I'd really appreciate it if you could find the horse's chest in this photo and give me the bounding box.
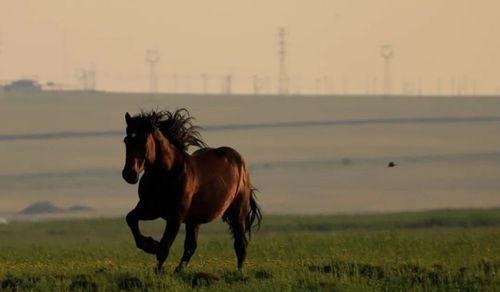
[138,175,183,213]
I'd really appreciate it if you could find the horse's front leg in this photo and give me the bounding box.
[156,218,181,273]
[126,204,160,254]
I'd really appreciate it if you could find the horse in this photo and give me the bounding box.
[121,108,262,273]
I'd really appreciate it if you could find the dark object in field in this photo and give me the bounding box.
[254,270,273,279]
[95,267,107,274]
[308,260,486,287]
[1,277,23,290]
[0,276,39,290]
[191,272,220,287]
[69,275,97,291]
[388,161,397,167]
[309,262,385,279]
[117,275,144,290]
[221,270,250,283]
[123,109,262,273]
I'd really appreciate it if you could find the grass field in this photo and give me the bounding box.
[1,208,500,291]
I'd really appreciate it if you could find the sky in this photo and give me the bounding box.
[0,0,499,94]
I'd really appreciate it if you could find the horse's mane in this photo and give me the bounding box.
[136,108,207,153]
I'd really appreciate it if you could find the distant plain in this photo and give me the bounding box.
[1,92,500,217]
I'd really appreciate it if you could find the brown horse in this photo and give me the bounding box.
[122,109,261,273]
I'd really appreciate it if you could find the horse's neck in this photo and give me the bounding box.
[150,130,184,173]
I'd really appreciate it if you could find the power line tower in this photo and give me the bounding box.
[146,50,160,93]
[380,45,394,96]
[76,65,96,91]
[277,27,289,95]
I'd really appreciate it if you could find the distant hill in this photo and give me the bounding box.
[19,201,93,215]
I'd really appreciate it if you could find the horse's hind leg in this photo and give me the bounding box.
[175,223,200,273]
[233,220,248,271]
[225,197,249,271]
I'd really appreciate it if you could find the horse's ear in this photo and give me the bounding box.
[125,112,131,124]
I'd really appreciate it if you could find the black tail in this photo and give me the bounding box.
[247,186,262,238]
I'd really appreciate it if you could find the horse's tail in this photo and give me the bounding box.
[247,185,262,238]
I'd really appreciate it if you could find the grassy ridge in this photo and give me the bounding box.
[1,208,500,291]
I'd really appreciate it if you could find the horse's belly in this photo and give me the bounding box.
[184,191,236,224]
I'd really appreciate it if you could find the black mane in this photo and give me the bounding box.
[134,108,207,153]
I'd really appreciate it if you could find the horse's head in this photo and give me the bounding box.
[122,112,159,184]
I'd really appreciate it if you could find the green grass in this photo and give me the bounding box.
[1,208,500,291]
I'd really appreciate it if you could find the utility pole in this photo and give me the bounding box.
[372,77,379,95]
[222,74,232,95]
[0,31,3,88]
[185,74,191,94]
[87,63,96,91]
[315,78,321,95]
[322,76,329,95]
[472,79,478,96]
[0,40,2,89]
[253,75,263,95]
[173,73,178,93]
[201,73,208,94]
[436,78,441,95]
[380,45,394,96]
[343,77,349,95]
[264,76,271,94]
[450,76,456,96]
[417,78,422,96]
[277,27,289,95]
[146,50,160,93]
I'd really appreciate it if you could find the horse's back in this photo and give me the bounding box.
[192,146,246,189]
[193,146,242,161]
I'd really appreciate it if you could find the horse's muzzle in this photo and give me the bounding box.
[122,168,139,184]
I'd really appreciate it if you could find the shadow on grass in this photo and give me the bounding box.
[308,259,500,290]
[0,275,39,290]
[173,269,273,288]
[116,274,148,291]
[69,275,97,291]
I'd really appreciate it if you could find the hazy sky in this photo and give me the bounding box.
[0,1,499,93]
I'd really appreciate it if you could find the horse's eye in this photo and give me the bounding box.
[131,133,137,138]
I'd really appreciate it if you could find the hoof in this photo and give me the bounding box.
[154,265,164,275]
[174,262,187,274]
[235,269,250,281]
